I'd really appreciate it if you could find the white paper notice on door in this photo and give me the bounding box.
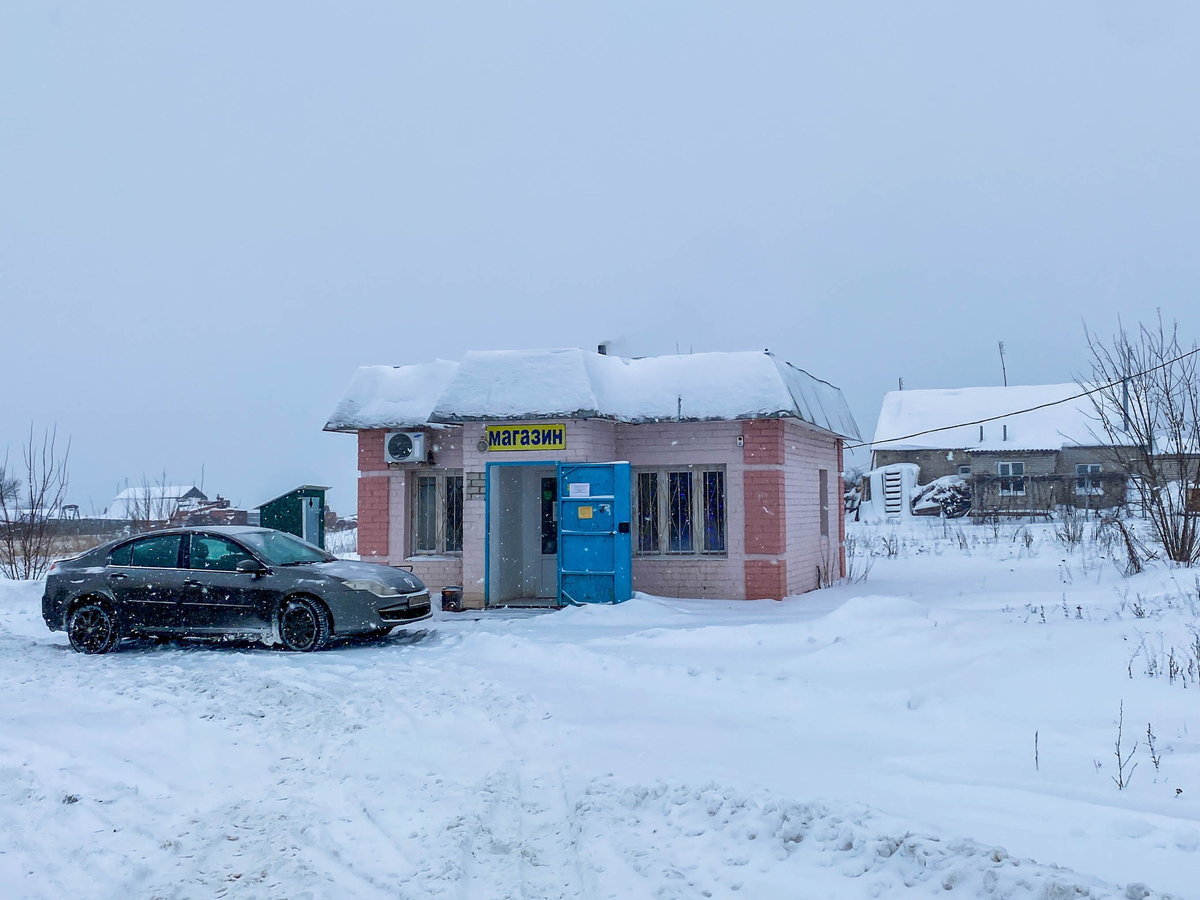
[567,482,590,499]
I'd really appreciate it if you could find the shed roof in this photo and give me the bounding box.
[256,485,332,509]
[871,383,1121,452]
[325,349,860,439]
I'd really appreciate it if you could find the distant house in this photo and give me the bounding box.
[106,485,208,521]
[869,383,1132,517]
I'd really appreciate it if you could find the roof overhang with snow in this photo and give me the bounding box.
[325,349,860,440]
[871,383,1124,452]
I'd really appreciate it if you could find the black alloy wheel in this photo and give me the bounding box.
[278,597,331,652]
[67,602,120,654]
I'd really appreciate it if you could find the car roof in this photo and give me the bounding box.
[116,525,271,540]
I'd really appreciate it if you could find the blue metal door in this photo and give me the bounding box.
[558,462,632,604]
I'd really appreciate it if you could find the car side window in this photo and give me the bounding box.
[189,535,253,572]
[109,543,133,566]
[128,534,183,568]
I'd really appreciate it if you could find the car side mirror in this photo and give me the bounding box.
[236,558,267,576]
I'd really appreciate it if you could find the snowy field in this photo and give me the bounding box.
[2,521,1198,899]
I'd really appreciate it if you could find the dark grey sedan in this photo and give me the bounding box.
[42,526,431,653]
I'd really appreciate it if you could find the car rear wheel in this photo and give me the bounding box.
[278,597,331,652]
[67,601,120,654]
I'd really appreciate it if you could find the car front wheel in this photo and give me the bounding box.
[67,601,121,654]
[278,597,331,652]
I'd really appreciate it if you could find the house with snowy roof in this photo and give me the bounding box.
[106,485,208,521]
[325,348,860,607]
[869,383,1131,517]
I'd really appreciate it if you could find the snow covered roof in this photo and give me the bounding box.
[326,349,860,439]
[323,359,459,432]
[105,485,207,520]
[112,485,205,503]
[871,383,1121,452]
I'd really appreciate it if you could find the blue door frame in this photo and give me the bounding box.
[484,460,632,607]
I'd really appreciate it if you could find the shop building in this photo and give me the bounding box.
[324,348,860,608]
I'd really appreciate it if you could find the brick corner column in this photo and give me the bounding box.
[357,475,390,560]
[742,420,788,599]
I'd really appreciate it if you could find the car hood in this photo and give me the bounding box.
[306,560,426,593]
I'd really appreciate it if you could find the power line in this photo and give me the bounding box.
[846,344,1200,452]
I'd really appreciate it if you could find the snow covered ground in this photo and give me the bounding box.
[2,521,1197,898]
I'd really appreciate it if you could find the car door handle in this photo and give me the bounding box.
[183,578,201,586]
[108,572,128,580]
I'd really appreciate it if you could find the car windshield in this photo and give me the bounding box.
[238,530,335,566]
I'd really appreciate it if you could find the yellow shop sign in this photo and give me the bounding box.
[486,423,566,451]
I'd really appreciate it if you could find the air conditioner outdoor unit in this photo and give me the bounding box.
[385,431,426,464]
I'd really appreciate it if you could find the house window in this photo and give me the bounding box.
[635,466,727,556]
[412,470,464,555]
[819,469,829,537]
[958,465,971,477]
[1075,464,1102,496]
[997,461,1026,496]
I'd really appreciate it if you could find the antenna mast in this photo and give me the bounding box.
[998,341,1008,387]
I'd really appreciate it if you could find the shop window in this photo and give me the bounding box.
[634,466,726,556]
[819,469,829,536]
[998,461,1026,496]
[412,470,464,555]
[636,472,659,553]
[1075,464,1102,496]
[703,470,726,552]
[669,472,693,552]
[446,474,464,552]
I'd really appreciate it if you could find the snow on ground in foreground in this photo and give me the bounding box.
[1,521,1197,898]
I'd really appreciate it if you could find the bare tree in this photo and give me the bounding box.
[0,426,72,580]
[123,470,177,534]
[1085,315,1200,565]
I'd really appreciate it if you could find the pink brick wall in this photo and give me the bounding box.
[783,419,841,594]
[615,420,745,599]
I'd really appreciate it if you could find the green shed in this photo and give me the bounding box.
[255,485,330,548]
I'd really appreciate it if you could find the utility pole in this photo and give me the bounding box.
[998,341,1008,387]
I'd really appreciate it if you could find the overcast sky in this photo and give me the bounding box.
[3,1,1199,514]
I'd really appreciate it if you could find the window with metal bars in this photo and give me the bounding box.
[634,466,726,556]
[411,470,464,555]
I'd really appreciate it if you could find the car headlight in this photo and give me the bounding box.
[341,580,401,598]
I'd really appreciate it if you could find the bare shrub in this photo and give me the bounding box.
[1112,700,1138,790]
[881,533,900,558]
[0,426,72,580]
[843,532,874,584]
[1055,505,1085,548]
